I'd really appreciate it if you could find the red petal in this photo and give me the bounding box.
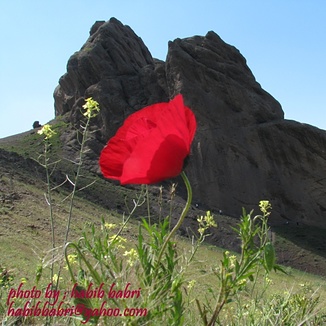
[158,94,197,151]
[121,133,188,184]
[99,137,132,180]
[99,94,197,184]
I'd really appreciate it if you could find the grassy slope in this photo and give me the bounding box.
[1,124,326,322]
[1,166,325,319]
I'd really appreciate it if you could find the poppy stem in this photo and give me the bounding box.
[156,171,192,266]
[146,185,151,225]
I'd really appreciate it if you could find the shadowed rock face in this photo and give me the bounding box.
[54,18,326,228]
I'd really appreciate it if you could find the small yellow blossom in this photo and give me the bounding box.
[103,223,117,230]
[52,274,63,283]
[229,255,237,269]
[259,200,272,216]
[197,211,217,236]
[198,227,205,236]
[82,97,100,119]
[37,124,56,140]
[64,254,78,270]
[109,235,126,249]
[197,216,203,224]
[204,211,217,228]
[265,276,273,285]
[67,254,78,264]
[187,280,196,290]
[123,248,138,267]
[237,279,247,286]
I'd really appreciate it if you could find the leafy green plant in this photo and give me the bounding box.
[135,217,184,325]
[196,201,284,325]
[32,97,101,324]
[63,185,188,325]
[36,123,59,286]
[228,284,326,325]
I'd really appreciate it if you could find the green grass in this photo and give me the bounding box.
[0,118,67,157]
[1,128,326,325]
[1,173,326,324]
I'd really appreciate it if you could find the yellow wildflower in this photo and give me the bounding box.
[259,200,272,216]
[82,97,100,118]
[64,254,78,270]
[37,124,56,139]
[123,248,139,267]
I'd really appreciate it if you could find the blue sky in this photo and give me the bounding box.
[0,0,325,138]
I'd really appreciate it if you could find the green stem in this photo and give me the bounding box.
[146,185,151,225]
[44,142,55,308]
[64,118,90,243]
[55,118,91,288]
[108,187,146,250]
[64,242,120,307]
[156,171,192,267]
[208,267,228,326]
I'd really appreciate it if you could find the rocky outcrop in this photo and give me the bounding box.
[54,18,167,142]
[54,18,326,228]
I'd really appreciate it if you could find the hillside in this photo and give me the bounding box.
[1,126,326,278]
[1,124,326,325]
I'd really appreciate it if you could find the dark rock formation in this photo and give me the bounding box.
[54,18,326,228]
[32,121,41,129]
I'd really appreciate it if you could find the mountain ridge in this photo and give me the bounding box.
[53,18,326,228]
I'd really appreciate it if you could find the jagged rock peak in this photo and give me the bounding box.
[165,30,284,127]
[54,17,155,117]
[89,21,105,35]
[53,18,326,229]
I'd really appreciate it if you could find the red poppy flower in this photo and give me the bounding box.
[99,94,197,185]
